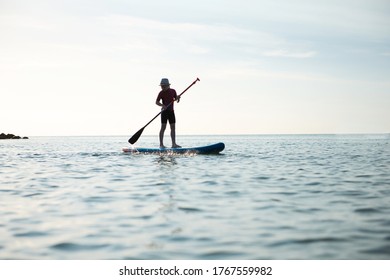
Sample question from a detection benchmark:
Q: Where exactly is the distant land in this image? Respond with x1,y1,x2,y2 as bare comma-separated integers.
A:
0,133,29,139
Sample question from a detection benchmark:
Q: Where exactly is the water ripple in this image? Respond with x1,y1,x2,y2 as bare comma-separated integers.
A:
50,242,109,251
14,231,48,237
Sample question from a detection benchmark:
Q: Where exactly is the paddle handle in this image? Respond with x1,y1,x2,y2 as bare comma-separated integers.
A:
178,77,200,98
159,77,200,113
132,78,200,139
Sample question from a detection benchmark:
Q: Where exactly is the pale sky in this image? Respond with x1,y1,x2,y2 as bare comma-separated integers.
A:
1,0,389,136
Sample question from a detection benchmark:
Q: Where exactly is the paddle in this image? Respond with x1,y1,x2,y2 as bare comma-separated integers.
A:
128,78,200,144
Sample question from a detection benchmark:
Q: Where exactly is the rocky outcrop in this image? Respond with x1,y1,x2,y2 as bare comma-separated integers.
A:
0,133,29,139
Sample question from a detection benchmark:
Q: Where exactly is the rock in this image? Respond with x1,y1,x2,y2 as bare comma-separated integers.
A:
0,133,28,140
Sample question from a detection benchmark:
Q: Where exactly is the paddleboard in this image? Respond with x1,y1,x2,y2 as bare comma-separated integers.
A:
122,142,225,154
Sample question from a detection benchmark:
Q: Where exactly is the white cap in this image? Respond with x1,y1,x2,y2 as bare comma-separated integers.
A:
160,78,170,86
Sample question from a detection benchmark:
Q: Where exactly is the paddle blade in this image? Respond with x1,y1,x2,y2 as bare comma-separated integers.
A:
128,127,144,144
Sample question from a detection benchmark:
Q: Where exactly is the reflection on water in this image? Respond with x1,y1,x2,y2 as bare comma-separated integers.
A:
156,155,178,166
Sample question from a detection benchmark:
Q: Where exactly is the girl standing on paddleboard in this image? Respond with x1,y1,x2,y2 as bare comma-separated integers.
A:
155,78,181,149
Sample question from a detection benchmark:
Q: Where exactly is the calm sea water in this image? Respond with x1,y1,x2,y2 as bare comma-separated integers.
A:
1,134,389,260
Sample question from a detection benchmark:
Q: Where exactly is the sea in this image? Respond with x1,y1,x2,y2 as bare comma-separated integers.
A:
0,134,389,260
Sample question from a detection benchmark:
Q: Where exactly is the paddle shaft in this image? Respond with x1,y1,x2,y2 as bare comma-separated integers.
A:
128,78,200,144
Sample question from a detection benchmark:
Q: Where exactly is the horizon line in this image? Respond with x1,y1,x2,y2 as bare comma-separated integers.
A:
18,132,390,138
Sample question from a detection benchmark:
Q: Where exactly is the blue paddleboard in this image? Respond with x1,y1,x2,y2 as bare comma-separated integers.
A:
123,142,225,154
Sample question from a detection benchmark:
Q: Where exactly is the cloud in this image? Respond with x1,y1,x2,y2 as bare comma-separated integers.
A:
262,50,317,58
97,14,317,63
0,12,318,69
0,14,54,30
187,45,210,54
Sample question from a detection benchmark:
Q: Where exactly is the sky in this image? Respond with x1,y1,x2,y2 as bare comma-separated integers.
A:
1,0,389,136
